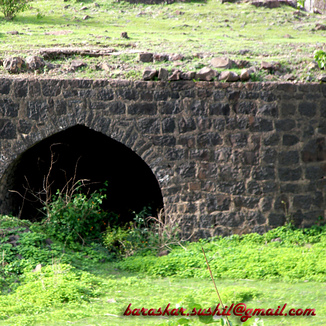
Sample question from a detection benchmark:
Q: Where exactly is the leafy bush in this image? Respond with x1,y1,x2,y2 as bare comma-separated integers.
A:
43,182,117,244
104,207,154,257
0,215,31,228
104,208,185,257
314,50,326,69
0,215,111,293
0,0,30,20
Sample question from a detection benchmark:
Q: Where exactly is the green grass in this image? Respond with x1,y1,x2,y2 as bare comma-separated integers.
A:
0,215,325,326
116,225,326,282
1,263,324,326
0,0,325,80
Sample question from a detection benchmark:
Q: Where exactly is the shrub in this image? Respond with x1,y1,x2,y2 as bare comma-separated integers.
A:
43,182,118,244
0,0,30,20
104,208,188,257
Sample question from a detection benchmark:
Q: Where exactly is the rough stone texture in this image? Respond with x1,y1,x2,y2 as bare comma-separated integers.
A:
219,71,240,82
143,68,157,80
26,56,45,71
180,71,196,80
168,70,182,81
139,53,153,63
196,68,217,81
70,60,87,71
3,57,25,74
0,79,325,238
211,57,236,69
158,68,169,81
153,54,169,62
261,61,273,71
240,69,250,81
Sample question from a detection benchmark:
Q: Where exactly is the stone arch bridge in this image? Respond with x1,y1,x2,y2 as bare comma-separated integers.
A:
0,78,325,238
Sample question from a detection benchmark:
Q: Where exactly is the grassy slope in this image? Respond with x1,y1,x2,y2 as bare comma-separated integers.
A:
0,0,325,80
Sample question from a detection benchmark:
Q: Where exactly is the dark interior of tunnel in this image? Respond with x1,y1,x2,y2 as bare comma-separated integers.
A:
4,125,164,225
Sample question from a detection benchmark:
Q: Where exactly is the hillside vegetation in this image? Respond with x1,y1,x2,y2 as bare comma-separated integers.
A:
0,0,326,81
0,214,325,325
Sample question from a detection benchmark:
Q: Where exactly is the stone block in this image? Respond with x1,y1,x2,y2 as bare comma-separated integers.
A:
197,132,222,147
236,101,257,115
275,119,295,131
261,148,277,164
305,166,325,180
106,101,126,115
252,166,275,180
178,117,196,133
0,119,16,139
139,53,153,63
263,133,280,146
278,151,299,165
128,102,157,115
282,134,299,146
268,213,286,227
247,181,262,195
278,167,302,181
293,195,313,210
151,135,176,146
298,102,316,117
229,133,248,147
17,120,32,134
162,117,175,133
209,103,230,116
137,117,160,134
249,117,273,132
301,138,326,163
0,99,19,117
176,162,196,178
116,88,137,101
257,104,278,117
207,194,230,212
280,102,296,117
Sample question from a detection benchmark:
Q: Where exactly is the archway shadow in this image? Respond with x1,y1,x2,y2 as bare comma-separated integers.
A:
3,125,163,225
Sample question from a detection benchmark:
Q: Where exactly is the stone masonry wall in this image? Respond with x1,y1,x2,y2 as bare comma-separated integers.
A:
0,78,325,239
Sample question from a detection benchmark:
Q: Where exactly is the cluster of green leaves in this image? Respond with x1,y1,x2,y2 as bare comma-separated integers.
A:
159,292,265,326
314,50,326,69
297,0,305,7
0,0,30,20
43,182,118,244
116,224,326,282
0,263,103,324
0,216,111,293
104,207,157,257
104,207,181,258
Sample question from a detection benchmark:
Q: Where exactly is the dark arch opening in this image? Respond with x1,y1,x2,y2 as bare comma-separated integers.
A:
2,125,164,225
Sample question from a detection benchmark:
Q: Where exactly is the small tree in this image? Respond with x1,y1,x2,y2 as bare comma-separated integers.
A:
0,0,29,20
